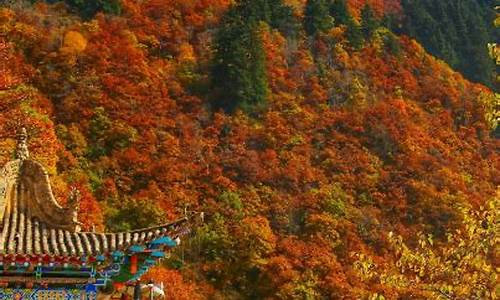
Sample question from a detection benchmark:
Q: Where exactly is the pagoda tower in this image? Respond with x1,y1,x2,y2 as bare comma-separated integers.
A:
0,129,196,299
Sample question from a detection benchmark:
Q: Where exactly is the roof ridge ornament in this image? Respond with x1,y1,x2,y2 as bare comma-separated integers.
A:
16,127,29,160
68,186,82,232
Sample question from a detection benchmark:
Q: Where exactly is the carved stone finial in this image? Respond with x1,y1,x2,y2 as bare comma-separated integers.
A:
68,187,81,212
16,127,29,160
69,186,81,203
68,186,82,232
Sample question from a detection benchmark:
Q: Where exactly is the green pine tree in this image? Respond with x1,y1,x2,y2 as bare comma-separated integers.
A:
400,0,495,89
55,0,121,19
330,0,364,49
329,0,350,26
211,10,268,113
237,0,299,38
346,19,364,49
360,3,379,39
381,13,400,33
304,0,334,36
211,0,298,113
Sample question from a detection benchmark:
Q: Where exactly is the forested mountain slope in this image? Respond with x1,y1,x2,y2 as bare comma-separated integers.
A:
396,0,498,90
0,0,498,299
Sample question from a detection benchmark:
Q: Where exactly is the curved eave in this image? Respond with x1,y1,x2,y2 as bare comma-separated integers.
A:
0,216,190,258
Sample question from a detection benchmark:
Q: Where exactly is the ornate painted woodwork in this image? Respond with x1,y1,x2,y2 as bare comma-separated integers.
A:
0,129,197,295
0,287,96,300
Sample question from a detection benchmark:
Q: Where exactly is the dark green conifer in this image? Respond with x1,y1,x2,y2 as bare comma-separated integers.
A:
330,0,364,49
211,0,299,113
211,10,268,113
237,0,299,38
329,0,350,25
304,0,334,36
360,3,379,39
400,0,495,88
61,0,121,18
346,21,363,49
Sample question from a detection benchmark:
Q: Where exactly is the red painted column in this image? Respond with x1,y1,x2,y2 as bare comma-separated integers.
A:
130,255,138,274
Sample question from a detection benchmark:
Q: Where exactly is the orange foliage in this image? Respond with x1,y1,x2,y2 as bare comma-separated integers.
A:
0,1,497,299
348,0,402,18
142,267,204,300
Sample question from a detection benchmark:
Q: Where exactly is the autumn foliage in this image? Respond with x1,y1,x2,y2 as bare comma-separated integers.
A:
0,0,498,298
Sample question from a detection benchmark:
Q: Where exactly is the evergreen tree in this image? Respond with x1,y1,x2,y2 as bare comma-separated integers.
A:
211,0,298,113
45,0,121,19
329,0,350,26
304,0,334,36
211,9,268,113
345,19,364,49
400,0,495,89
360,3,379,39
330,0,364,49
381,13,400,33
267,0,301,38
236,0,299,38
383,31,402,56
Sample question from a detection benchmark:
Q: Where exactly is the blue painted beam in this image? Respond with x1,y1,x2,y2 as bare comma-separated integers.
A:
150,237,177,247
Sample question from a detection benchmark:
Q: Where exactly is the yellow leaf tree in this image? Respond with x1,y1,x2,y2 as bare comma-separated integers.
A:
354,190,499,299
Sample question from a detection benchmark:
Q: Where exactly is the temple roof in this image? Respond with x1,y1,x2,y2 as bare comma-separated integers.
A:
0,129,189,257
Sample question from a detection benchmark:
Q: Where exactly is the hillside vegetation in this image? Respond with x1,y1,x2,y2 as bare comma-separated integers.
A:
0,0,498,299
